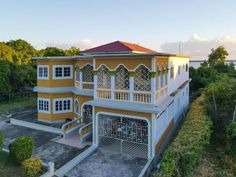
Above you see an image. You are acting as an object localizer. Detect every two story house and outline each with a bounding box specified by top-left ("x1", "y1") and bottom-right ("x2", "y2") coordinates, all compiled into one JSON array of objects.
[{"x1": 33, "y1": 41, "x2": 190, "y2": 160}]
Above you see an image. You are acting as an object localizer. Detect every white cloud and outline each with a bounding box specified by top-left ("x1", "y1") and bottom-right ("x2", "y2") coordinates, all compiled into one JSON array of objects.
[
  {"x1": 34, "y1": 38, "x2": 97, "y2": 50},
  {"x1": 161, "y1": 34, "x2": 236, "y2": 60}
]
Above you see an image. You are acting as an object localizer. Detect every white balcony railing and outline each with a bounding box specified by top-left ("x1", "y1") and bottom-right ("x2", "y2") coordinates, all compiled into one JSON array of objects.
[
  {"x1": 133, "y1": 91, "x2": 151, "y2": 103},
  {"x1": 114, "y1": 90, "x2": 130, "y2": 101},
  {"x1": 82, "y1": 82, "x2": 94, "y2": 89},
  {"x1": 97, "y1": 89, "x2": 111, "y2": 99},
  {"x1": 75, "y1": 81, "x2": 94, "y2": 90}
]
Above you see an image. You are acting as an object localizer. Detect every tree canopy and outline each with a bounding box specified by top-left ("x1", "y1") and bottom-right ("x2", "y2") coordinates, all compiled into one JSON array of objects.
[{"x1": 208, "y1": 45, "x2": 229, "y2": 66}]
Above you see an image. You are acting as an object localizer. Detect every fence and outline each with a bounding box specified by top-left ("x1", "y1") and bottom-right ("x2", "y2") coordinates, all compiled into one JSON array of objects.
[{"x1": 0, "y1": 91, "x2": 36, "y2": 104}]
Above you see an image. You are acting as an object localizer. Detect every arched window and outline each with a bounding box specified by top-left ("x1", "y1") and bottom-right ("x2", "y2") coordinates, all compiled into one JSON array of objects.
[
  {"x1": 115, "y1": 65, "x2": 129, "y2": 90},
  {"x1": 75, "y1": 65, "x2": 80, "y2": 82},
  {"x1": 134, "y1": 65, "x2": 151, "y2": 91},
  {"x1": 82, "y1": 64, "x2": 93, "y2": 82},
  {"x1": 74, "y1": 99, "x2": 79, "y2": 115},
  {"x1": 97, "y1": 65, "x2": 111, "y2": 89}
]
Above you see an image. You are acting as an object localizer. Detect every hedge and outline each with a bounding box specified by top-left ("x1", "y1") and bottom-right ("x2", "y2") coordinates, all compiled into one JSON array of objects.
[
  {"x1": 9, "y1": 136, "x2": 34, "y2": 163},
  {"x1": 154, "y1": 96, "x2": 212, "y2": 177},
  {"x1": 22, "y1": 157, "x2": 42, "y2": 177},
  {"x1": 0, "y1": 131, "x2": 3, "y2": 150}
]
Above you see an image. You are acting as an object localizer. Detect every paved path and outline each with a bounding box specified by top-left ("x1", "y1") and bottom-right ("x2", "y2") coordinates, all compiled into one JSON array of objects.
[
  {"x1": 1, "y1": 123, "x2": 89, "y2": 169},
  {"x1": 66, "y1": 148, "x2": 147, "y2": 177}
]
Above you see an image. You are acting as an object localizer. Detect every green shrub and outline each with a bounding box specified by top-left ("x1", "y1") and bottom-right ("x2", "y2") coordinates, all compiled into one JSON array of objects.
[
  {"x1": 227, "y1": 121, "x2": 236, "y2": 154},
  {"x1": 0, "y1": 131, "x2": 3, "y2": 150},
  {"x1": 9, "y1": 136, "x2": 34, "y2": 163},
  {"x1": 22, "y1": 157, "x2": 42, "y2": 177},
  {"x1": 153, "y1": 96, "x2": 212, "y2": 177}
]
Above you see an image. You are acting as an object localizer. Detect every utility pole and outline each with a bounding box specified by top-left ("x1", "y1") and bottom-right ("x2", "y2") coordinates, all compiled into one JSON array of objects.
[{"x1": 178, "y1": 41, "x2": 182, "y2": 55}]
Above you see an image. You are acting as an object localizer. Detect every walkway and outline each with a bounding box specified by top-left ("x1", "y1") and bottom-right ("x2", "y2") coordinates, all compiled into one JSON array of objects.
[{"x1": 65, "y1": 148, "x2": 147, "y2": 177}]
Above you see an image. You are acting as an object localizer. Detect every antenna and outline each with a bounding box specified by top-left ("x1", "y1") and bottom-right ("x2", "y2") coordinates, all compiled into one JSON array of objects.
[{"x1": 178, "y1": 41, "x2": 182, "y2": 55}]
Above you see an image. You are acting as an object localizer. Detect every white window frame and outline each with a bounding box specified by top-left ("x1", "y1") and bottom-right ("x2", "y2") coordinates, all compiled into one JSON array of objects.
[
  {"x1": 38, "y1": 98, "x2": 50, "y2": 113},
  {"x1": 53, "y1": 65, "x2": 73, "y2": 80},
  {"x1": 53, "y1": 97, "x2": 72, "y2": 114},
  {"x1": 37, "y1": 65, "x2": 49, "y2": 80}
]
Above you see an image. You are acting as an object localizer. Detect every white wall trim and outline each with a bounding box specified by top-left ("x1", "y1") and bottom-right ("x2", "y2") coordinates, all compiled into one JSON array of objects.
[
  {"x1": 37, "y1": 65, "x2": 49, "y2": 80},
  {"x1": 38, "y1": 98, "x2": 50, "y2": 114},
  {"x1": 53, "y1": 97, "x2": 73, "y2": 114},
  {"x1": 52, "y1": 65, "x2": 73, "y2": 80}
]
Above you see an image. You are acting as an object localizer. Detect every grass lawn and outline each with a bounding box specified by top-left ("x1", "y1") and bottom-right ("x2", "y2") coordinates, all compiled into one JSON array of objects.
[
  {"x1": 0, "y1": 151, "x2": 24, "y2": 177},
  {"x1": 0, "y1": 98, "x2": 36, "y2": 115}
]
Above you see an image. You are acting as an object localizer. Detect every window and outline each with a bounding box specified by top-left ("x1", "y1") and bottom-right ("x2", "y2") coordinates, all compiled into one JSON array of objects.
[
  {"x1": 170, "y1": 66, "x2": 174, "y2": 78},
  {"x1": 53, "y1": 65, "x2": 73, "y2": 79},
  {"x1": 74, "y1": 99, "x2": 79, "y2": 115},
  {"x1": 178, "y1": 65, "x2": 181, "y2": 75},
  {"x1": 53, "y1": 98, "x2": 72, "y2": 113},
  {"x1": 37, "y1": 65, "x2": 49, "y2": 79},
  {"x1": 186, "y1": 64, "x2": 189, "y2": 72},
  {"x1": 38, "y1": 98, "x2": 50, "y2": 113}
]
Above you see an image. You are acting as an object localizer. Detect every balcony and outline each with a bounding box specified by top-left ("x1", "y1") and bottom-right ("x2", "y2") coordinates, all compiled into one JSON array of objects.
[
  {"x1": 96, "y1": 89, "x2": 152, "y2": 104},
  {"x1": 75, "y1": 81, "x2": 94, "y2": 90}
]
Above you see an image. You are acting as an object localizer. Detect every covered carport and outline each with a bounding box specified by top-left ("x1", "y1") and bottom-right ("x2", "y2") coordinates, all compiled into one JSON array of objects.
[{"x1": 96, "y1": 113, "x2": 150, "y2": 159}]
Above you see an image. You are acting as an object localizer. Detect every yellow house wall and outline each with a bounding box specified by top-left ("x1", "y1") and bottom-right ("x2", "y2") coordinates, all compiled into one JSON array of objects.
[
  {"x1": 95, "y1": 57, "x2": 152, "y2": 70},
  {"x1": 75, "y1": 60, "x2": 93, "y2": 68},
  {"x1": 37, "y1": 60, "x2": 75, "y2": 87},
  {"x1": 155, "y1": 118, "x2": 174, "y2": 154},
  {"x1": 155, "y1": 56, "x2": 169, "y2": 67},
  {"x1": 37, "y1": 93, "x2": 93, "y2": 121}
]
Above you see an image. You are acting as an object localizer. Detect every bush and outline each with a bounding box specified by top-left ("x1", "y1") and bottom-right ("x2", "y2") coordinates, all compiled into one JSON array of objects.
[
  {"x1": 9, "y1": 136, "x2": 34, "y2": 163},
  {"x1": 0, "y1": 131, "x2": 3, "y2": 150},
  {"x1": 153, "y1": 96, "x2": 212, "y2": 177},
  {"x1": 22, "y1": 158, "x2": 42, "y2": 177},
  {"x1": 227, "y1": 121, "x2": 236, "y2": 154}
]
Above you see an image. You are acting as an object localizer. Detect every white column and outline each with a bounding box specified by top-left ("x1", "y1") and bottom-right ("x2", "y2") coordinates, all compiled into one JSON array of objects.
[
  {"x1": 151, "y1": 76, "x2": 156, "y2": 104},
  {"x1": 111, "y1": 75, "x2": 115, "y2": 100},
  {"x1": 129, "y1": 76, "x2": 134, "y2": 102},
  {"x1": 94, "y1": 75, "x2": 97, "y2": 98},
  {"x1": 79, "y1": 71, "x2": 83, "y2": 89}
]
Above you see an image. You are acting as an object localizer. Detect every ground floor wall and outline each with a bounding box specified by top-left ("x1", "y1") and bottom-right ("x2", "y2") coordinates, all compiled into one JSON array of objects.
[{"x1": 37, "y1": 92, "x2": 93, "y2": 122}]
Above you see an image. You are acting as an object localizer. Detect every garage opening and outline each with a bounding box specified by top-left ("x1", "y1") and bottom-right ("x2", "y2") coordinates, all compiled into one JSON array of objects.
[{"x1": 98, "y1": 114, "x2": 149, "y2": 159}]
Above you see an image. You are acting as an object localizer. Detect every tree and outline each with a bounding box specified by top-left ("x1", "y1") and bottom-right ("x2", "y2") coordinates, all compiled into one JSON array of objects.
[
  {"x1": 6, "y1": 39, "x2": 37, "y2": 64},
  {"x1": 65, "y1": 46, "x2": 80, "y2": 56},
  {"x1": 0, "y1": 60, "x2": 12, "y2": 93},
  {"x1": 39, "y1": 47, "x2": 66, "y2": 57},
  {"x1": 208, "y1": 46, "x2": 228, "y2": 66}
]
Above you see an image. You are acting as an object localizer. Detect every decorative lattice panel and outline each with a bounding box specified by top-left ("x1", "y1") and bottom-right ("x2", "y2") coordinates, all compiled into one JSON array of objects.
[
  {"x1": 134, "y1": 65, "x2": 151, "y2": 91},
  {"x1": 97, "y1": 65, "x2": 111, "y2": 89},
  {"x1": 82, "y1": 64, "x2": 94, "y2": 82},
  {"x1": 115, "y1": 65, "x2": 130, "y2": 90},
  {"x1": 98, "y1": 114, "x2": 148, "y2": 159}
]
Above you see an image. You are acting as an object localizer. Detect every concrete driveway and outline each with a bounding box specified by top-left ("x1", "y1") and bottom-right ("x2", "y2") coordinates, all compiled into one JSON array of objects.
[
  {"x1": 1, "y1": 123, "x2": 89, "y2": 169},
  {"x1": 65, "y1": 148, "x2": 147, "y2": 177}
]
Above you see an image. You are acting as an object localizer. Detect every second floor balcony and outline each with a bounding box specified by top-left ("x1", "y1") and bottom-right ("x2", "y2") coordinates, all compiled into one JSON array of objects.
[{"x1": 74, "y1": 63, "x2": 168, "y2": 104}]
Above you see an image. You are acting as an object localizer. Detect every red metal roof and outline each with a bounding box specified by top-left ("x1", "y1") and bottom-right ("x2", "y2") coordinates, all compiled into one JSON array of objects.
[{"x1": 81, "y1": 41, "x2": 156, "y2": 54}]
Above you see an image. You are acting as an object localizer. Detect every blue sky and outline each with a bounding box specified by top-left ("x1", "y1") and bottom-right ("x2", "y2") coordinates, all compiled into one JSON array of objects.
[{"x1": 1, "y1": 0, "x2": 236, "y2": 58}]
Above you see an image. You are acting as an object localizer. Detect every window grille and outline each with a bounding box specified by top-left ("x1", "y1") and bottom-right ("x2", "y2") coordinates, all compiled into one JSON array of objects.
[
  {"x1": 134, "y1": 65, "x2": 151, "y2": 91},
  {"x1": 115, "y1": 65, "x2": 129, "y2": 90},
  {"x1": 97, "y1": 65, "x2": 111, "y2": 89},
  {"x1": 82, "y1": 64, "x2": 94, "y2": 82}
]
